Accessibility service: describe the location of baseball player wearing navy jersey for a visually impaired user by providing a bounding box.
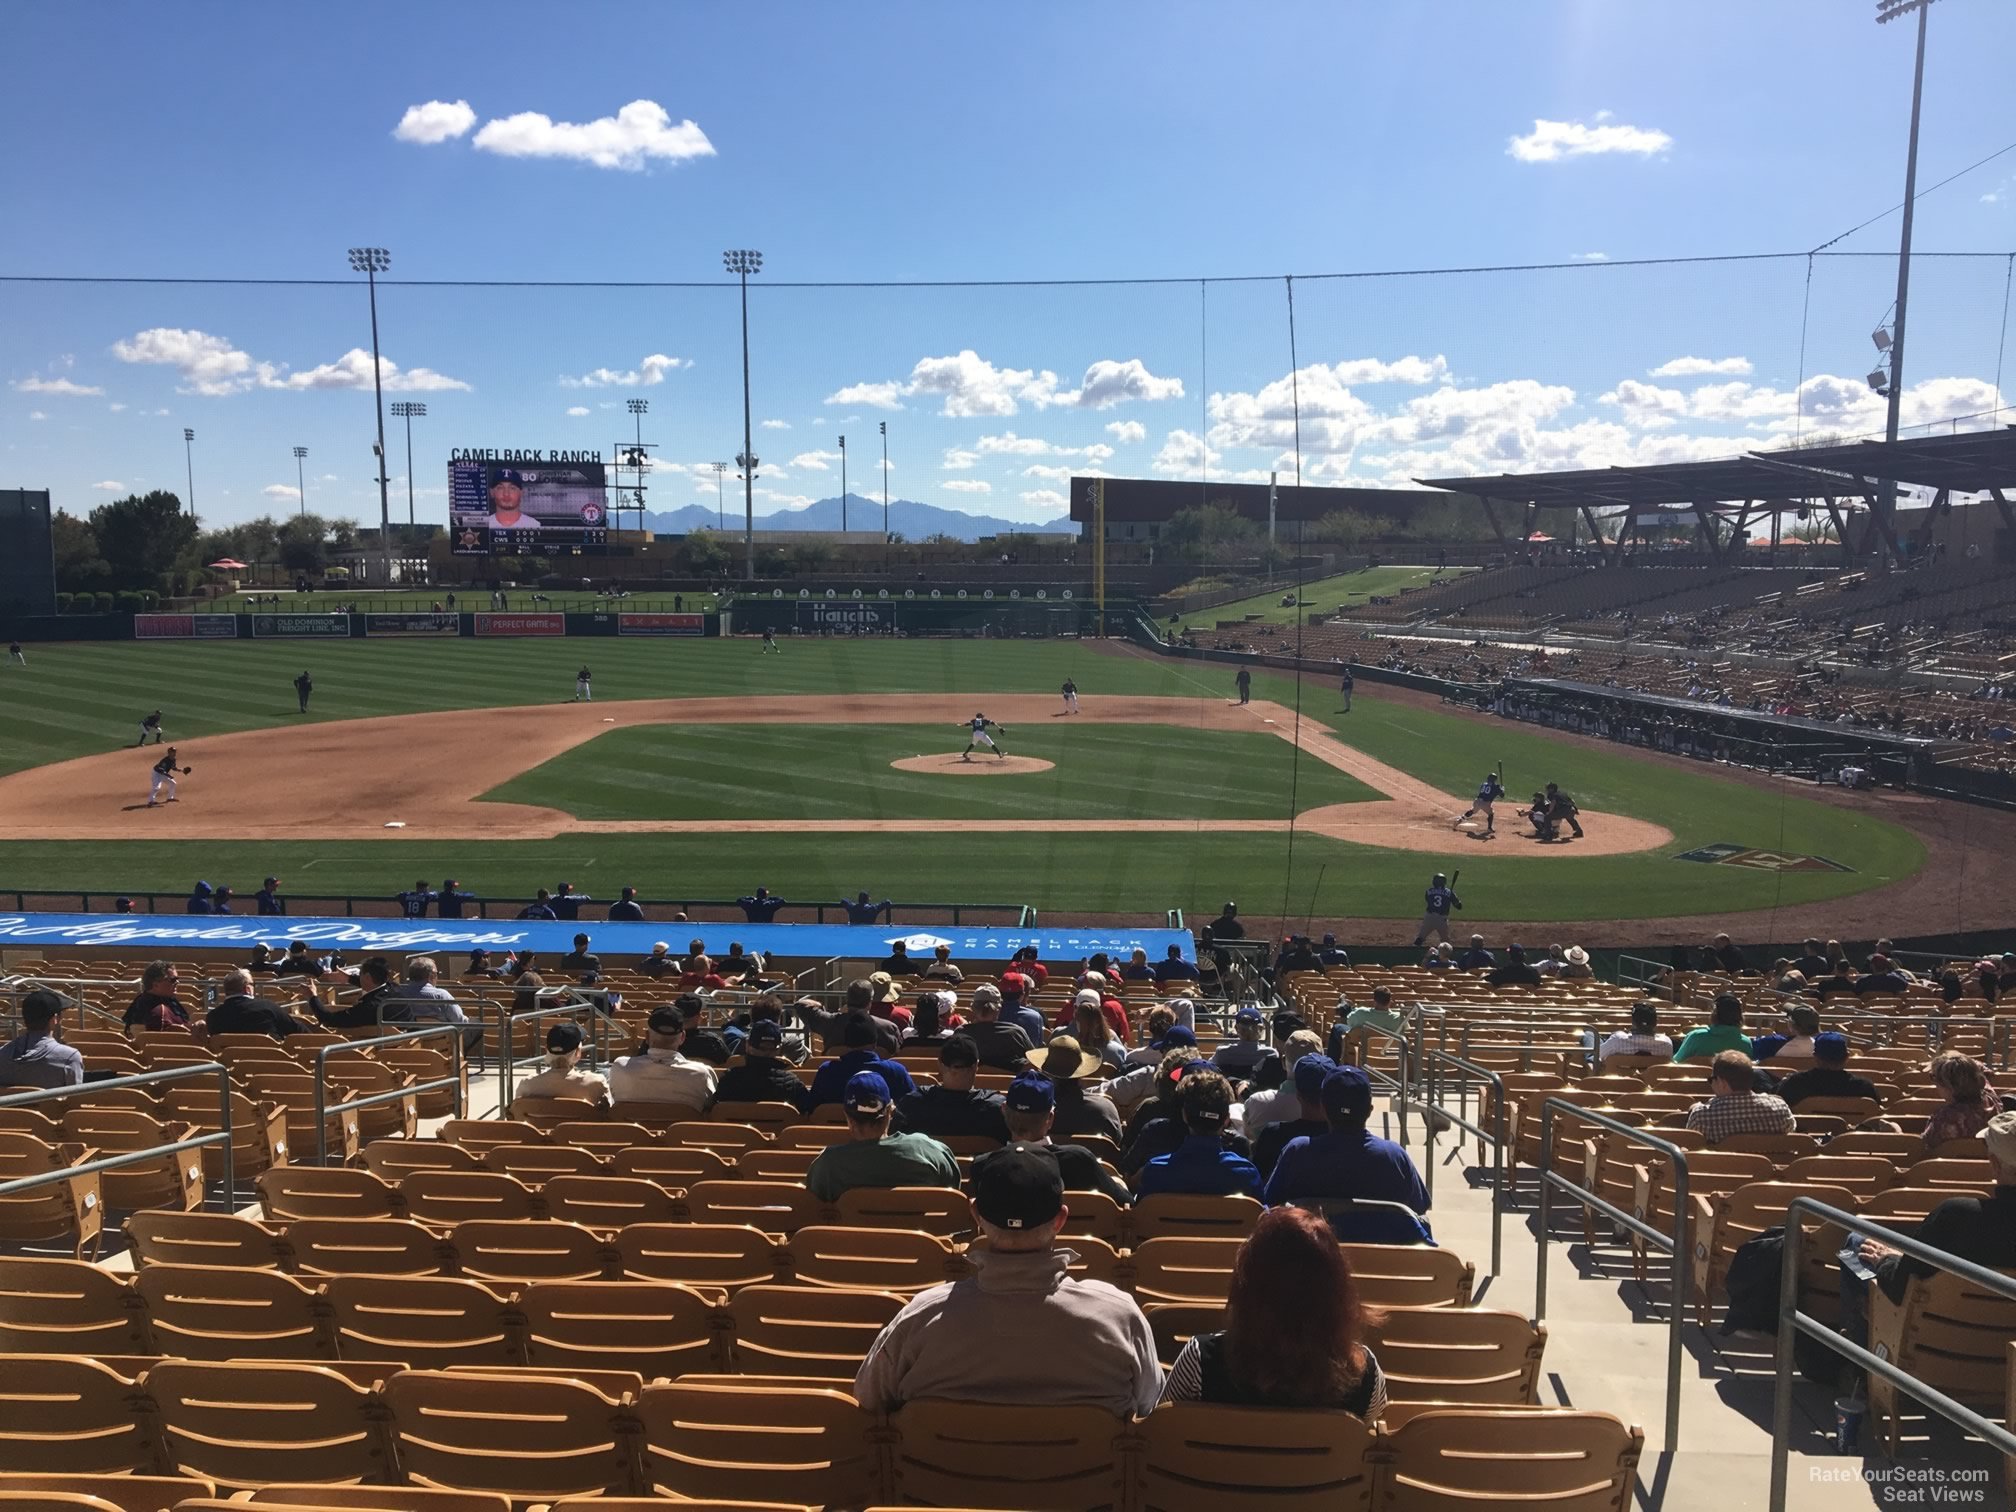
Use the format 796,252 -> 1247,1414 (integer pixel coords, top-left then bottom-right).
1413,872 -> 1462,947
1061,678 -> 1079,714
293,671 -> 312,713
1457,773 -> 1504,836
963,713 -> 1008,762
761,629 -> 780,654
574,666 -> 592,702
147,747 -> 185,806
136,710 -> 165,747
7,641 -> 22,665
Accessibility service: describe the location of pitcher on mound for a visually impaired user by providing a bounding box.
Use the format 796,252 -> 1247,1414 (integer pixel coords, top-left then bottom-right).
963,713 -> 1009,762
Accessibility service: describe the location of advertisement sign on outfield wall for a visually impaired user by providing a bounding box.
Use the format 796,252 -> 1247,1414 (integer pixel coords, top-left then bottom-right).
617,612 -> 705,637
363,612 -> 461,637
135,613 -> 238,639
252,613 -> 351,638
474,612 -> 566,637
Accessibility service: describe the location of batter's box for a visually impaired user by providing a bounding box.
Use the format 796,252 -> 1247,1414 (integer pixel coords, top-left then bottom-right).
1676,842 -> 1852,874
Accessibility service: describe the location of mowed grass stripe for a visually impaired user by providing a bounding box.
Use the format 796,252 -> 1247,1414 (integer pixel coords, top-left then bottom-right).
481,724 -> 1386,822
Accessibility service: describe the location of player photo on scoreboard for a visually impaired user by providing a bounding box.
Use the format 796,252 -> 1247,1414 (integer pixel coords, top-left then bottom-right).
450,459 -> 608,553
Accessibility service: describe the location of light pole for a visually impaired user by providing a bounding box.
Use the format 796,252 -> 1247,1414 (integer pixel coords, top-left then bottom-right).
712,461 -> 728,530
879,420 -> 889,541
390,401 -> 425,527
838,434 -> 847,534
182,428 -> 197,533
724,249 -> 763,579
347,246 -> 394,584
1874,0 -> 1940,561
626,398 -> 649,530
293,446 -> 309,520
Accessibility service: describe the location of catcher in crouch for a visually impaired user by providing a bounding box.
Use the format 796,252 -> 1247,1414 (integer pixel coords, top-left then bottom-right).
148,747 -> 190,806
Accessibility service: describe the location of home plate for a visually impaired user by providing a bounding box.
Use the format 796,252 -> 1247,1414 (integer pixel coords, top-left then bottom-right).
383,821 -> 406,829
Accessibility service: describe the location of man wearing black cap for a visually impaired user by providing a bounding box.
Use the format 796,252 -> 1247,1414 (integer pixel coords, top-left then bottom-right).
512,1021 -> 612,1107
986,1075 -> 1133,1206
896,1037 -> 1010,1142
0,990 -> 84,1088
851,1144 -> 1160,1416
714,1020 -> 812,1112
608,1006 -> 717,1111
1486,944 -> 1542,989
1253,1054 -> 1337,1178
255,876 -> 286,916
1211,1007 -> 1279,1084
1134,1068 -> 1262,1199
805,1071 -> 960,1201
1777,1034 -> 1883,1109
607,886 -> 646,923
1263,1066 -> 1429,1216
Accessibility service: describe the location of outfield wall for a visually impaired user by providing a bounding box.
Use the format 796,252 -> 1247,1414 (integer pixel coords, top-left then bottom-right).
4,610 -> 724,642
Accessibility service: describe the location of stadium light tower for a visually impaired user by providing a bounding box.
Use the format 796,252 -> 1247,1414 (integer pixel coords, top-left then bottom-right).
346,246 -> 394,583
626,398 -> 649,529
838,434 -> 847,533
182,428 -> 197,533
390,401 -> 426,527
712,460 -> 728,529
293,446 -> 309,519
724,248 -> 763,578
880,420 -> 889,541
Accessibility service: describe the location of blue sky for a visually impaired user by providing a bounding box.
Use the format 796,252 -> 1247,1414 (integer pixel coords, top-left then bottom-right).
3,0 -> 2013,528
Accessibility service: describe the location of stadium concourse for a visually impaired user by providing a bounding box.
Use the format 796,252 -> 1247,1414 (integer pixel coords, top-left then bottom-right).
2,920 -> 2011,1510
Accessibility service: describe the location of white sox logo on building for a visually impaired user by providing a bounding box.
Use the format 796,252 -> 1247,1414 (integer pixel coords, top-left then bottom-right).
809,604 -> 886,627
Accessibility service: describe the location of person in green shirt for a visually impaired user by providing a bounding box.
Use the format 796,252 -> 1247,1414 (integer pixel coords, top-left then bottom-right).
806,1070 -> 962,1201
1672,993 -> 1752,1063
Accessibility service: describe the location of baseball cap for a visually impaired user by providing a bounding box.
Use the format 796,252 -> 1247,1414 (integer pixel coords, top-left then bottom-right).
647,1006 -> 686,1036
972,1144 -> 1065,1231
1812,1032 -> 1850,1063
21,990 -> 64,1027
1004,1074 -> 1055,1114
1630,1002 -> 1659,1031
493,466 -> 524,486
1322,1066 -> 1374,1121
263,876 -> 279,887
999,970 -> 1029,996
1073,988 -> 1102,1011
842,1070 -> 891,1116
1983,1110 -> 2016,1167
746,1020 -> 785,1054
1293,1053 -> 1338,1097
546,1022 -> 585,1055
1234,1005 -> 1264,1025
1152,1024 -> 1198,1051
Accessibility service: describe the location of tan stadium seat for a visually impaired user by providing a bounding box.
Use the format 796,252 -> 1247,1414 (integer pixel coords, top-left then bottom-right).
1689,1181 -> 1857,1330
636,1380 -> 877,1507
711,1102 -> 807,1138
1713,1132 -> 1817,1161
1364,1307 -> 1546,1404
608,1102 -> 710,1134
1789,1094 -> 1885,1123
771,1123 -> 850,1150
0,1477 -> 215,1512
0,1355 -> 158,1473
1130,1192 -> 1263,1243
1630,1150 -> 1772,1284
324,1274 -> 520,1370
122,1210 -> 289,1271
553,1500 -> 808,1512
286,1217 -> 452,1278
160,1088 -> 290,1185
1340,1243 -> 1476,1309
361,1140 -> 481,1181
203,1487 -> 506,1512
1870,1266 -> 2016,1455
541,1174 -> 684,1229
886,1400 -> 1130,1511
1908,1156 -> 1996,1191
664,1122 -> 770,1157
1780,1154 -> 1898,1201
617,1223 -> 783,1291
506,1096 -> 604,1132
685,1179 -> 824,1232
243,1073 -> 359,1167
480,1143 -> 609,1186
135,1265 -> 332,1360
319,1062 -> 418,1143
378,1043 -> 465,1118
1132,1236 -> 1244,1303
1372,1408 -> 1642,1512
1144,1302 -> 1221,1367
738,1146 -> 823,1182
0,1258 -> 147,1357
440,1119 -> 548,1154
1057,1189 -> 1129,1247
145,1359 -> 388,1487
549,1121 -> 658,1156
1859,1186 -> 1964,1230
399,1170 -> 539,1226
451,1219 -> 615,1284
1827,1130 -> 1926,1162
256,1167 -> 400,1223
784,1226 -> 958,1294
1137,1401 -> 1376,1511
729,1285 -> 905,1379
520,1279 -> 721,1378
382,1370 -> 636,1498
612,1144 -> 734,1185
56,1108 -> 203,1215
833,1186 -> 973,1238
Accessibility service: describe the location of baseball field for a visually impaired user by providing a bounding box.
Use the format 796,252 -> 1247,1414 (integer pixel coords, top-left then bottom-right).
0,634 -> 1989,939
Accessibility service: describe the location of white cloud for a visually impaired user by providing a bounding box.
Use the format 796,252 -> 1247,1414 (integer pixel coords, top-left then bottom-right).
941,448 -> 980,471
317,473 -> 339,482
942,479 -> 993,494
393,99 -> 477,145
1509,116 -> 1673,163
112,327 -> 466,394
1152,428 -> 1222,476
790,449 -> 839,471
824,380 -> 905,410
271,348 -> 471,392
1020,488 -> 1067,510
147,407 -> 169,416
830,351 -> 1187,417
1650,355 -> 1753,378
559,353 -> 686,388
565,405 -> 590,417
1022,463 -> 1074,481
761,418 -> 792,430
13,375 -> 103,396
1205,357 -> 1449,456
1598,378 -> 1691,428
1106,419 -> 1147,444
1073,358 -> 1185,409
759,491 -> 813,509
107,402 -> 126,412
262,483 -> 301,502
471,100 -> 715,171
975,431 -> 1052,456
27,411 -> 45,421
91,479 -> 125,491
1572,251 -> 1609,262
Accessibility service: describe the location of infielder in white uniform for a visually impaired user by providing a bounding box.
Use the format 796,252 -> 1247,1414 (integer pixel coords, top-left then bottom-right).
963,713 -> 1008,762
574,665 -> 592,702
1061,678 -> 1079,714
148,747 -> 184,806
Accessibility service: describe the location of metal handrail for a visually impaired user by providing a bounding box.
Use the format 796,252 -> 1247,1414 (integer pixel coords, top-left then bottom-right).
311,1025 -> 467,1165
499,1000 -> 617,1108
0,1060 -> 238,1211
1769,1199 -> 2016,1510
1534,1097 -> 1692,1450
1350,1018 -> 1413,1147
1422,1051 -> 1504,1276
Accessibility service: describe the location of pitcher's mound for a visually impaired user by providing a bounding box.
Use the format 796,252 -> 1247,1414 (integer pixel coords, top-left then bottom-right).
891,753 -> 1056,776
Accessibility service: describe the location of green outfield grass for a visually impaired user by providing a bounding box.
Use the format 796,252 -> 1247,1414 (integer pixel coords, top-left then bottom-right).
1167,565 -> 1464,632
484,724 -> 1383,821
0,637 -> 1928,921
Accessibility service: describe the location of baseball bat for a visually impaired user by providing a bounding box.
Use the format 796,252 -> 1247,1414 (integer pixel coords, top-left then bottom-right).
1449,869 -> 1461,890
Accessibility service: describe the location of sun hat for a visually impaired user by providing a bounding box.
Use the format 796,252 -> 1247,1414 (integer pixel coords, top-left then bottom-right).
1028,1034 -> 1100,1080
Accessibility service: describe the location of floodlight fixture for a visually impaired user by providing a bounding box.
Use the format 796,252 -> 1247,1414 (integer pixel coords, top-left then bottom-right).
723,249 -> 763,275
1875,0 -> 1939,23
627,398 -> 648,415
1872,327 -> 1893,352
1868,368 -> 1891,392
346,246 -> 390,273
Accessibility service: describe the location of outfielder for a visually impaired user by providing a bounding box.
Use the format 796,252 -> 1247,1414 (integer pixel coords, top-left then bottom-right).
963,712 -> 1008,762
8,641 -> 22,665
1413,871 -> 1462,947
1457,771 -> 1504,836
136,710 -> 165,747
1061,677 -> 1079,714
574,665 -> 592,702
147,747 -> 188,806
761,629 -> 781,655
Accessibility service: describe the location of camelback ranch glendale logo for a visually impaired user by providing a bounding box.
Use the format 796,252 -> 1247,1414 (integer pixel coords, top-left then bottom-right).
1675,842 -> 1853,874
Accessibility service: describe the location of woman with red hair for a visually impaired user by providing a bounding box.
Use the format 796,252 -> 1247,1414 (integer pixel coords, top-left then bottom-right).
1159,1206 -> 1387,1415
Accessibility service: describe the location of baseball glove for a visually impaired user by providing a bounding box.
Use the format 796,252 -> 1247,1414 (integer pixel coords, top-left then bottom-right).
181,766 -> 193,775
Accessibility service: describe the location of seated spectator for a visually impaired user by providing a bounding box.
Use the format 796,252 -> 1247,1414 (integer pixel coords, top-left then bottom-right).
896,1036 -> 1010,1142
206,969 -> 309,1039
954,988 -> 1034,1073
1684,1050 -> 1796,1143
1029,1034 -> 1123,1144
920,945 -> 964,984
0,990 -> 84,1088
1152,944 -> 1199,987
510,958 -> 546,1018
1118,947 -> 1157,983
985,1074 -> 1132,1205
246,944 -> 277,975
1128,1006 -> 1177,1067
1330,987 -> 1402,1067
460,948 -> 505,981
606,886 -> 646,922
878,942 -> 914,976
852,1145 -> 1160,1417
807,1015 -> 918,1111
558,934 -> 601,978
396,957 -> 478,1047
1421,942 -> 1457,970
125,961 -> 196,1033
1778,1034 -> 1883,1109
1923,1051 -> 2001,1147
1559,944 -> 1595,981
1314,933 -> 1351,968
1938,971 -> 1968,1007
609,1005 -> 718,1111
805,1071 -> 960,1201
1055,986 -> 1129,1040
678,954 -> 728,992
1457,935 -> 1495,971
1486,944 -> 1542,989
1135,1068 -> 1263,1199
1072,1002 -> 1128,1073
304,956 -> 398,1031
1160,1206 -> 1388,1416
682,1029 -> 733,1073
714,1020 -> 811,1111
274,941 -> 326,979
1708,932 -> 1749,975
636,943 -> 679,978
1792,937 -> 1832,982
903,990 -> 958,1047
1598,1003 -> 1674,1063
1264,1066 -> 1429,1214
1213,1006 -> 1280,1084
187,880 -> 217,915
1243,1030 -> 1325,1134
1276,935 -> 1322,976
1854,953 -> 1911,998
1253,1054 -> 1335,1178
1817,960 -> 1861,1002
513,1022 -> 611,1108
994,977 -> 1047,1043
1753,1004 -> 1820,1061
1673,993 -> 1751,1062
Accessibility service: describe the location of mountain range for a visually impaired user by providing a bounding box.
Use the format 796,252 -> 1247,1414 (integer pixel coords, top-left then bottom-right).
640,492 -> 1075,542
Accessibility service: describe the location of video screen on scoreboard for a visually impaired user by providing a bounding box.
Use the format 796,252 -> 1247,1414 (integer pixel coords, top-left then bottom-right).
449,454 -> 608,554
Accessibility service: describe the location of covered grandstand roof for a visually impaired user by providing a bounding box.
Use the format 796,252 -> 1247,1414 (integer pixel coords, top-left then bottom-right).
1745,426 -> 2016,496
1414,455 -> 1853,510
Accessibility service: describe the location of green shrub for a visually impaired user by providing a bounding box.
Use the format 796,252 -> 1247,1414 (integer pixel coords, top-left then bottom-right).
55,592 -> 75,613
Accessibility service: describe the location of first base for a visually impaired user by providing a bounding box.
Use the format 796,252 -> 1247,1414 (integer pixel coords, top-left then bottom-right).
383,821 -> 406,829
